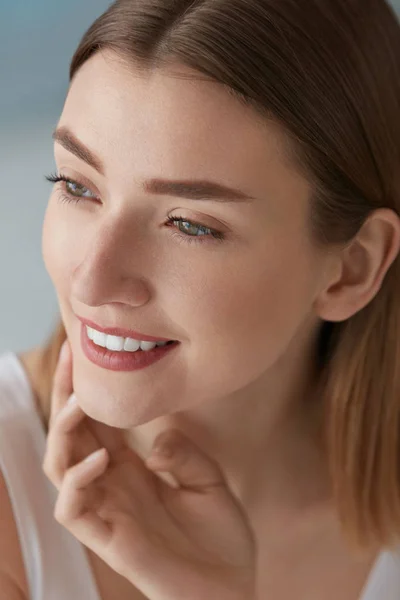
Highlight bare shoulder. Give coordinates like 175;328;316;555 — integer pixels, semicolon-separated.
0;468;29;598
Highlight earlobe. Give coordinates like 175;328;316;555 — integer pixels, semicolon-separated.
314;208;400;323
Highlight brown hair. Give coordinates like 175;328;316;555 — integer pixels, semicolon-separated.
38;0;400;549
35;319;66;429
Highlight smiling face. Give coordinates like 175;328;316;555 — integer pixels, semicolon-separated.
42;50;334;427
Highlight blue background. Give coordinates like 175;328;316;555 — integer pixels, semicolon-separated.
0;0;111;352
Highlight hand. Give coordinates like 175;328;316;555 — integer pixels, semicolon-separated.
42;340;257;600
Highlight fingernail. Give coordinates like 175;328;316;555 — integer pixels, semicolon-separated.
151;442;174;459
84;448;105;463
67;393;77;406
60;340;69;361
155;471;180;489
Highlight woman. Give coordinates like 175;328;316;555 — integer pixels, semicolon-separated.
1;0;400;598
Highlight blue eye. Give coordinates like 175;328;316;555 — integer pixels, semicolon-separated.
165;215;224;244
64;179;95;198
45;172;225;245
45;173;98;204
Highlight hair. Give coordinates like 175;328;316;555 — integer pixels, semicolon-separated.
36;0;400;551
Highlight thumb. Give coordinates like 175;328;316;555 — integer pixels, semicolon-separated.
145;429;226;491
49;338;73;429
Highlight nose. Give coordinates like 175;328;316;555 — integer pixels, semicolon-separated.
71;214;151;308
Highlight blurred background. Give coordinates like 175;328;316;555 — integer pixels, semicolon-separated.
0;0;112;353
0;0;399;353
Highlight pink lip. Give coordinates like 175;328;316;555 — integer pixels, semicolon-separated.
76;315;175;342
80;323;179;372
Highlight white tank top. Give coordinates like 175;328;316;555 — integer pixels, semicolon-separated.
0;350;400;600
0;351;101;600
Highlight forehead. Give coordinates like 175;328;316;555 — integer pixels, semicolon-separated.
57;50;310;207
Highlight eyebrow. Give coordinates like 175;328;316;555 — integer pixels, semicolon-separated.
52;126;255;203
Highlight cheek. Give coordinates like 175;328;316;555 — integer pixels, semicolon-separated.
180;240;320;389
42;199;80;295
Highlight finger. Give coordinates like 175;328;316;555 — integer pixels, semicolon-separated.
43;397;97;489
49;339;73;429
54;448;111;547
145;429;226;491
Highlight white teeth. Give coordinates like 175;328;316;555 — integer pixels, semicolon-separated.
105;335;124;351
91;329;107;348
139;341;157;351
123;338;141;352
86;326;170;353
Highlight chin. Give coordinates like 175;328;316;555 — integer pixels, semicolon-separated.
72;380;169;428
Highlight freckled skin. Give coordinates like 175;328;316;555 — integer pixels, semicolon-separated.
39;47;400;600
43;51;331;433
43;48;400;507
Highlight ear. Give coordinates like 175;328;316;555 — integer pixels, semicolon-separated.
314;208;400;322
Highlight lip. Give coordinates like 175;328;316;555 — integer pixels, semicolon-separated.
80;323;179;372
77;315;175;342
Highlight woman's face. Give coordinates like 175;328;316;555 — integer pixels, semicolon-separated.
43;51;333;427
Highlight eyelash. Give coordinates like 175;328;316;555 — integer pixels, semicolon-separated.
45;173;225;245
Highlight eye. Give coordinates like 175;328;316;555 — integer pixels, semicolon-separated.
165;215;225;244
44;173;225;245
64;179;95;199
45;173;98;203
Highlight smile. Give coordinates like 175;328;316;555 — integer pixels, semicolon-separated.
86;326;173;353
